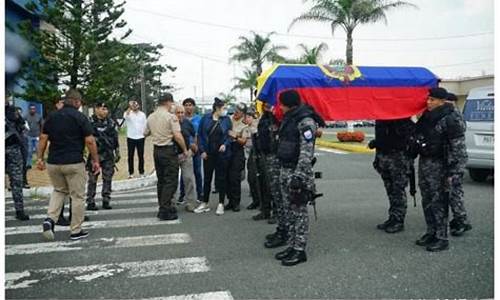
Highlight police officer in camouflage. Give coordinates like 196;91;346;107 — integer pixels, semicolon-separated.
369;118;415;233
273;90;318;266
445;92;472;236
86;102;120;210
261;103;288;246
5;103;30;220
414;87;468;252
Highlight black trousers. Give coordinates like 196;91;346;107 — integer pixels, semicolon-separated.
227;145;245;207
127;138;145;175
153;145;178;210
202;153;228;204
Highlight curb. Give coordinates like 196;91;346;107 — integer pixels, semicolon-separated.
6;172;158;199
316;139;374;154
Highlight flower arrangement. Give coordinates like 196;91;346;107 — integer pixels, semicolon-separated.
336;131;365;142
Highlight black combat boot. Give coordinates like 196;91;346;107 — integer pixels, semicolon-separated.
426;239;449;252
102;201;112;210
281;249;307;266
252;212;270;221
159;207;178;221
266;229;281;241
415;233;437;246
15;210;30;221
247;202;259;210
450;219;472;236
87;202;99;211
275;247;294;260
264;231;288;248
385;220;404;234
376;217;393;230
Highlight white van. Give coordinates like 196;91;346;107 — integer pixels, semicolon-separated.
463;86;494;182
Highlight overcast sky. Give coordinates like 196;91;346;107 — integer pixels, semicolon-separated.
121;0;494;103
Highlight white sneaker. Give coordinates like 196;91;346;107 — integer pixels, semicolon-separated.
128;174;134;179
215;203;224;215
193;202;210;214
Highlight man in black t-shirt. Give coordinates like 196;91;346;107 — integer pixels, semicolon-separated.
37;89;101;241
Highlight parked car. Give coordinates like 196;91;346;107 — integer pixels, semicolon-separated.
362;120;375;127
463;86;494;182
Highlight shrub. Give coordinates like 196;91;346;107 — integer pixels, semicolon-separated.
336;131;365;142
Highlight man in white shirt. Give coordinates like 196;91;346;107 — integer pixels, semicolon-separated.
123;100;147;178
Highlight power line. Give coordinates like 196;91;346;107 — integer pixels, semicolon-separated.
128;33;231;64
429;59;493;68
127;6;493;42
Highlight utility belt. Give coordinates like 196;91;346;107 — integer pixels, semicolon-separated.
154;144;175;149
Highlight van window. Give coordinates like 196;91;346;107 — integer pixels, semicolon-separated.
463;99;494;122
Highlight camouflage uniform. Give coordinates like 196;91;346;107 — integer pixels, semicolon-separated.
278;106;317;251
86;115;119;206
416;103;467;241
371;119;415;224
5;105;27;214
447;107;469;225
6;145;25;211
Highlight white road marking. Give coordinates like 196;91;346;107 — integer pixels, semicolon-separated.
142;291;234;300
5;218;180;235
5;192;157;207
5;257;209;289
5;197;158;212
6;233;191;255
5;206;159;221
317;147;348;154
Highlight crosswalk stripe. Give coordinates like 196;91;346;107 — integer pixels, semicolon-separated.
5;191;157;206
141;291;234;300
5;198;158;212
5;218;180;235
5;206;160;221
5;257;209;289
6;233;191;255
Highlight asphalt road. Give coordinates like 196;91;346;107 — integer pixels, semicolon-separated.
5;149;493;299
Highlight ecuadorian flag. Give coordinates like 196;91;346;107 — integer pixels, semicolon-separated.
256;64;439;121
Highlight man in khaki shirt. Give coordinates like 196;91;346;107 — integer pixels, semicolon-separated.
144;93;188;220
225;103;249;211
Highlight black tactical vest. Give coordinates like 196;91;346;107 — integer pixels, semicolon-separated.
416;104;454;157
374;118;414;153
255;112;278;155
277;105;316;168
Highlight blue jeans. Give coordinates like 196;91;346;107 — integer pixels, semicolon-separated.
180;153;203;200
26;136;38;167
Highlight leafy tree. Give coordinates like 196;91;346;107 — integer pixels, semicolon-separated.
288;42;329;64
15;0;175;115
218;92;237;104
289;0;416;64
232;68;258;101
230;31;287;76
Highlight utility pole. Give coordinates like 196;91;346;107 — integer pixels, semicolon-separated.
201;58;205;104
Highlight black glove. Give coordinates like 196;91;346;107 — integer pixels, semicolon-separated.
368;139;377;149
114;149;121;163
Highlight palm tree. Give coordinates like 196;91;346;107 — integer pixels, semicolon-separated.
296;42;329;64
289;0;417;64
232;68;258;101
218;92;237;104
230;31;287;75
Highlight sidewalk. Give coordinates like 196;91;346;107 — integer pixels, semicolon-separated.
6;135;158;198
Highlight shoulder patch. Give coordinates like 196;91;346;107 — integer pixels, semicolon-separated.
303;129;313;141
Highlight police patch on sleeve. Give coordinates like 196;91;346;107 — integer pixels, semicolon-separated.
303;129;313;141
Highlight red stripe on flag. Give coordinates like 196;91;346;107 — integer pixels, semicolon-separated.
274;87;429;121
